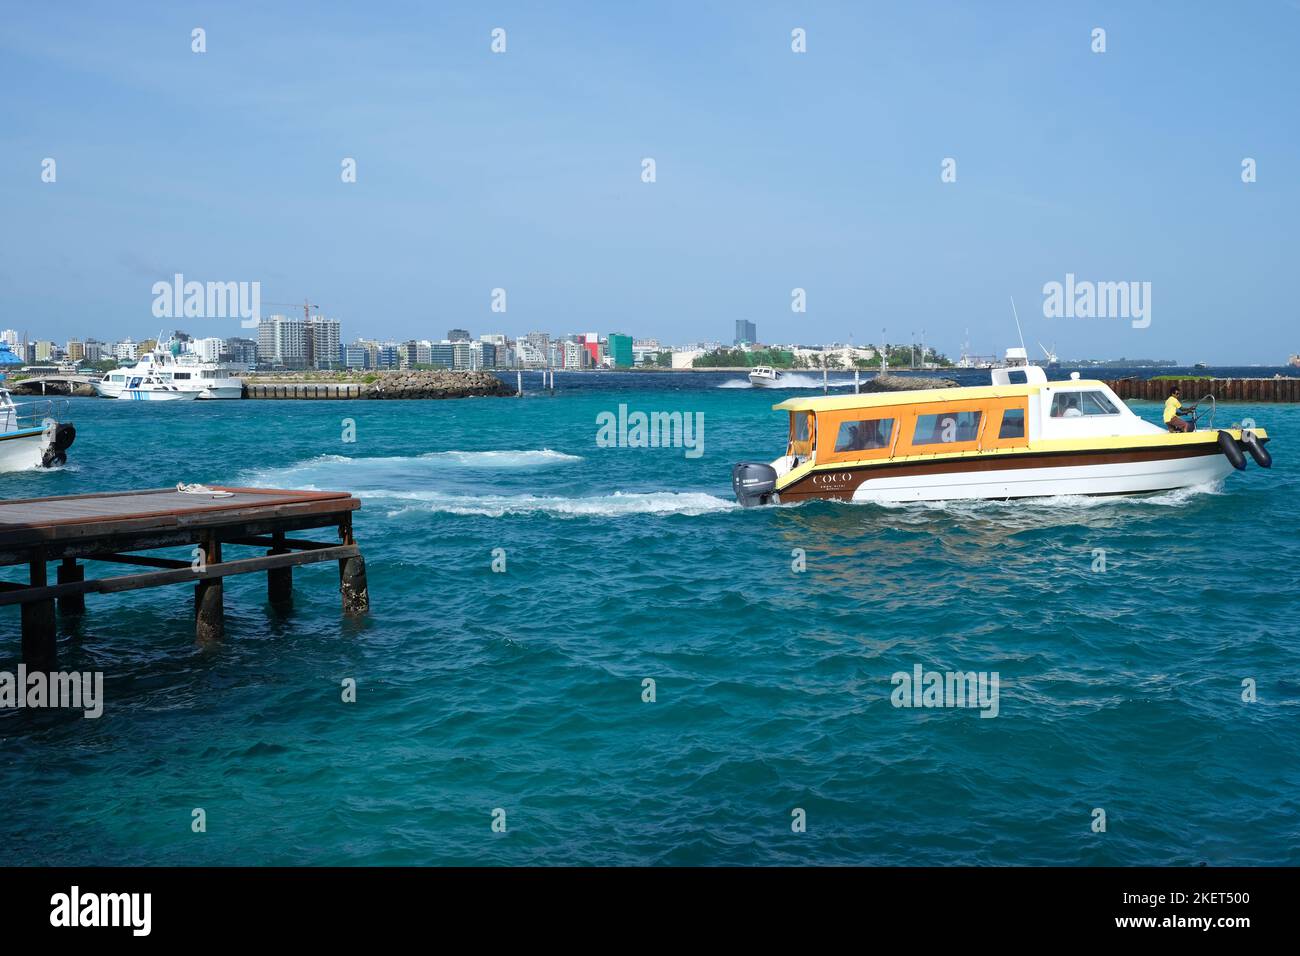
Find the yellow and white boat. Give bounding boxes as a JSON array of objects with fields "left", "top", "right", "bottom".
[{"left": 731, "top": 351, "right": 1272, "bottom": 506}]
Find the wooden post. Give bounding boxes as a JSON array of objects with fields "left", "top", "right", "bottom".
[
  {"left": 337, "top": 518, "right": 369, "bottom": 614},
  {"left": 267, "top": 531, "right": 292, "bottom": 608},
  {"left": 56, "top": 557, "right": 85, "bottom": 616},
  {"left": 195, "top": 535, "right": 224, "bottom": 641},
  {"left": 21, "top": 552, "right": 56, "bottom": 668}
]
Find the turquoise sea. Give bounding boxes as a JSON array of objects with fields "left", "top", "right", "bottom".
[{"left": 2, "top": 370, "right": 1298, "bottom": 865}]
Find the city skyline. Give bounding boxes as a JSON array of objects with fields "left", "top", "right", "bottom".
[{"left": 2, "top": 3, "right": 1297, "bottom": 361}]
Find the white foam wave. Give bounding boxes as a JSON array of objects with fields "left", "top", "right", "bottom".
[
  {"left": 244, "top": 449, "right": 582, "bottom": 487},
  {"left": 717, "top": 374, "right": 856, "bottom": 389},
  {"left": 373, "top": 490, "right": 737, "bottom": 518}
]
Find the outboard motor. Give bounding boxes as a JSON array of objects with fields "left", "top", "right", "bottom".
[
  {"left": 41, "top": 423, "right": 76, "bottom": 468},
  {"left": 1217, "top": 430, "right": 1246, "bottom": 471},
  {"left": 732, "top": 461, "right": 778, "bottom": 507},
  {"left": 1241, "top": 430, "right": 1272, "bottom": 468}
]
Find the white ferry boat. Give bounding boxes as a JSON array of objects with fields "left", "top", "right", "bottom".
[{"left": 96, "top": 346, "right": 242, "bottom": 400}]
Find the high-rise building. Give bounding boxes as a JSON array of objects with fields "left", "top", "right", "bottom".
[
  {"left": 0, "top": 330, "right": 18, "bottom": 348},
  {"left": 447, "top": 328, "right": 471, "bottom": 343},
  {"left": 607, "top": 333, "right": 633, "bottom": 369},
  {"left": 66, "top": 340, "right": 86, "bottom": 362},
  {"left": 222, "top": 337, "right": 257, "bottom": 368},
  {"left": 83, "top": 339, "right": 107, "bottom": 362},
  {"left": 307, "top": 316, "right": 341, "bottom": 370},
  {"left": 35, "top": 341, "right": 56, "bottom": 362},
  {"left": 258, "top": 315, "right": 308, "bottom": 368},
  {"left": 735, "top": 320, "right": 757, "bottom": 346},
  {"left": 113, "top": 339, "right": 139, "bottom": 361}
]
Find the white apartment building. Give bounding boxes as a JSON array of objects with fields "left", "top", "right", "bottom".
[
  {"left": 191, "top": 336, "right": 225, "bottom": 362},
  {"left": 258, "top": 315, "right": 308, "bottom": 368}
]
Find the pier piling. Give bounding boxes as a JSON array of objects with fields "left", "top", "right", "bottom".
[
  {"left": 338, "top": 518, "right": 369, "bottom": 614},
  {"left": 267, "top": 531, "right": 293, "bottom": 608},
  {"left": 194, "top": 536, "right": 224, "bottom": 642},
  {"left": 21, "top": 554, "right": 56, "bottom": 668},
  {"left": 56, "top": 557, "right": 85, "bottom": 616}
]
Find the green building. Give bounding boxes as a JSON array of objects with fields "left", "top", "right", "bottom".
[{"left": 608, "top": 333, "right": 633, "bottom": 369}]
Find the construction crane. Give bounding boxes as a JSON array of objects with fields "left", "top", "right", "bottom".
[{"left": 262, "top": 299, "right": 320, "bottom": 324}]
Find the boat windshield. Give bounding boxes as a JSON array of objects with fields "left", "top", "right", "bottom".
[
  {"left": 789, "top": 411, "right": 815, "bottom": 458},
  {"left": 1050, "top": 391, "right": 1119, "bottom": 417}
]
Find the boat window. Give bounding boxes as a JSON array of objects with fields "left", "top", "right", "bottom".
[
  {"left": 174, "top": 372, "right": 190, "bottom": 379},
  {"left": 912, "top": 410, "right": 982, "bottom": 446},
  {"left": 998, "top": 408, "right": 1025, "bottom": 439},
  {"left": 834, "top": 417, "right": 894, "bottom": 452},
  {"left": 1005, "top": 370, "right": 1028, "bottom": 385},
  {"left": 790, "top": 411, "right": 815, "bottom": 458},
  {"left": 1050, "top": 390, "right": 1119, "bottom": 417},
  {"left": 793, "top": 412, "right": 811, "bottom": 442}
]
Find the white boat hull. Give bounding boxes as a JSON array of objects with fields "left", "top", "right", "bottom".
[
  {"left": 848, "top": 453, "right": 1235, "bottom": 503},
  {"left": 117, "top": 388, "right": 200, "bottom": 401},
  {"left": 748, "top": 375, "right": 782, "bottom": 387},
  {"left": 197, "top": 383, "right": 244, "bottom": 400},
  {"left": 0, "top": 430, "right": 52, "bottom": 472}
]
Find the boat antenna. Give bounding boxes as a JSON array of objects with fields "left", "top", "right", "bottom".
[{"left": 1009, "top": 296, "right": 1027, "bottom": 356}]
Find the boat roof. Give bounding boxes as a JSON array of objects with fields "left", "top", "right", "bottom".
[{"left": 772, "top": 379, "right": 1112, "bottom": 412}]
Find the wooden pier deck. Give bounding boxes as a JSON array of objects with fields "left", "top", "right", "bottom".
[{"left": 0, "top": 486, "right": 368, "bottom": 667}]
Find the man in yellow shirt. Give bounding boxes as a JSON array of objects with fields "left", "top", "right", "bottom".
[{"left": 1164, "top": 386, "right": 1192, "bottom": 432}]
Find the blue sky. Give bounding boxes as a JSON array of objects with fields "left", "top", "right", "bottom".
[{"left": 1, "top": 1, "right": 1297, "bottom": 362}]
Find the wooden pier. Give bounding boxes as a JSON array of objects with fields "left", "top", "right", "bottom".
[
  {"left": 0, "top": 487, "right": 368, "bottom": 667},
  {"left": 1105, "top": 377, "right": 1300, "bottom": 403}
]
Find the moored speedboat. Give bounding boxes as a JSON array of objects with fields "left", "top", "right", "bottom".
[
  {"left": 0, "top": 387, "right": 76, "bottom": 471},
  {"left": 731, "top": 351, "right": 1272, "bottom": 506},
  {"left": 748, "top": 366, "right": 783, "bottom": 387}
]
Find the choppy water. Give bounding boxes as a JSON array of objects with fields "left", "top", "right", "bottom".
[{"left": 2, "top": 372, "right": 1297, "bottom": 865}]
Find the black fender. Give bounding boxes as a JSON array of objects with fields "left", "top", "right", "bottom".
[
  {"left": 1217, "top": 430, "right": 1247, "bottom": 471},
  {"left": 1241, "top": 430, "right": 1272, "bottom": 468}
]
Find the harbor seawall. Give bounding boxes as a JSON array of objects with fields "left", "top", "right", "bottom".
[
  {"left": 1104, "top": 377, "right": 1300, "bottom": 403},
  {"left": 244, "top": 370, "right": 515, "bottom": 400}
]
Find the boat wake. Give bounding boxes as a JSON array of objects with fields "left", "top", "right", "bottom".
[
  {"left": 717, "top": 375, "right": 856, "bottom": 389},
  {"left": 374, "top": 489, "right": 737, "bottom": 518},
  {"left": 244, "top": 449, "right": 582, "bottom": 488}
]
